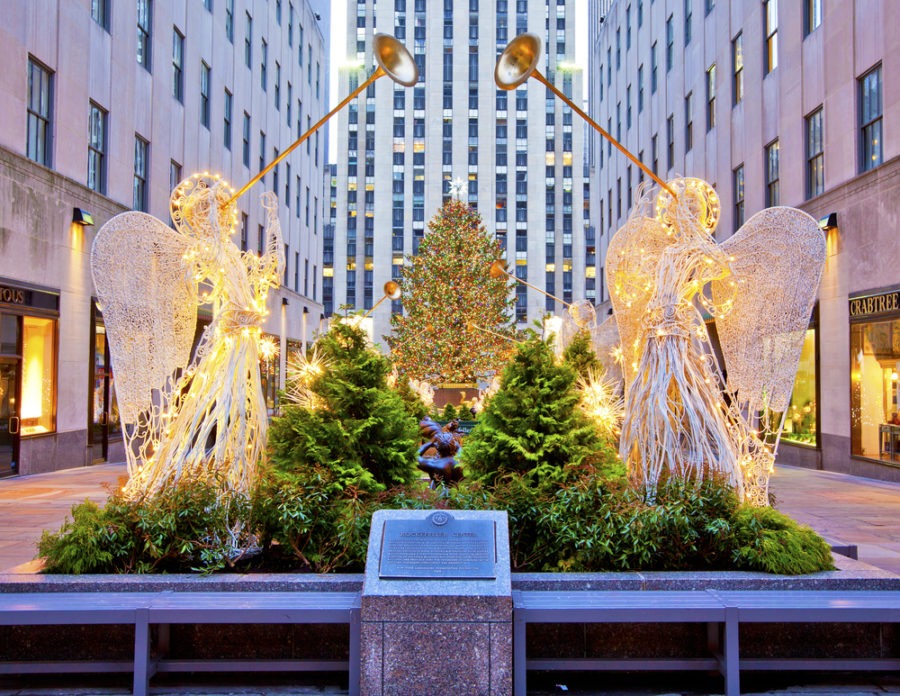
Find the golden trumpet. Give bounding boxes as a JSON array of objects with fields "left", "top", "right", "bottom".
[
  {"left": 227, "top": 34, "right": 417, "bottom": 206},
  {"left": 495, "top": 34, "right": 675, "bottom": 198},
  {"left": 363, "top": 280, "right": 403, "bottom": 318},
  {"left": 489, "top": 260, "right": 570, "bottom": 308}
]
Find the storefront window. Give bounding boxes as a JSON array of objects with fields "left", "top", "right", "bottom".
[
  {"left": 851, "top": 318, "right": 900, "bottom": 462},
  {"left": 777, "top": 328, "right": 817, "bottom": 445},
  {"left": 21, "top": 316, "right": 55, "bottom": 435},
  {"left": 259, "top": 334, "right": 280, "bottom": 415}
]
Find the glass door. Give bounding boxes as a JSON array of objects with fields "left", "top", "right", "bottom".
[
  {"left": 0, "top": 315, "right": 21, "bottom": 477},
  {"left": 92, "top": 321, "right": 121, "bottom": 462}
]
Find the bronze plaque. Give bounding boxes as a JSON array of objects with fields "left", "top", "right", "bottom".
[{"left": 378, "top": 511, "right": 496, "bottom": 579}]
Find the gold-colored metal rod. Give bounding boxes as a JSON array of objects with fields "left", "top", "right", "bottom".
[
  {"left": 227, "top": 67, "right": 386, "bottom": 206},
  {"left": 531, "top": 69, "right": 676, "bottom": 199},
  {"left": 362, "top": 292, "right": 390, "bottom": 318},
  {"left": 502, "top": 267, "right": 572, "bottom": 308}
]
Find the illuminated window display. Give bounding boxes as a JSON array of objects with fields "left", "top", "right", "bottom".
[
  {"left": 851, "top": 313, "right": 900, "bottom": 463},
  {"left": 779, "top": 328, "right": 817, "bottom": 445},
  {"left": 21, "top": 316, "right": 56, "bottom": 436}
]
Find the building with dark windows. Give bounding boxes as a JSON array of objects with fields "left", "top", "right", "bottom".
[
  {"left": 589, "top": 0, "right": 900, "bottom": 481},
  {"left": 326, "top": 0, "right": 591, "bottom": 343},
  {"left": 0, "top": 0, "right": 329, "bottom": 476}
]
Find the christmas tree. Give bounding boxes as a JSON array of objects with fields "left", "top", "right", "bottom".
[{"left": 387, "top": 198, "right": 515, "bottom": 384}]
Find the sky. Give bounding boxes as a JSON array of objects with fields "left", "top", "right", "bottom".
[{"left": 327, "top": 1, "right": 590, "bottom": 158}]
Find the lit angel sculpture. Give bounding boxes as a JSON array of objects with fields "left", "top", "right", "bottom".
[
  {"left": 607, "top": 178, "right": 826, "bottom": 505},
  {"left": 91, "top": 175, "right": 283, "bottom": 501}
]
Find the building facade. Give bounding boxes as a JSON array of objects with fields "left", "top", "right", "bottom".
[
  {"left": 325, "top": 0, "right": 592, "bottom": 344},
  {"left": 589, "top": 0, "right": 900, "bottom": 481},
  {"left": 0, "top": 0, "right": 329, "bottom": 476}
]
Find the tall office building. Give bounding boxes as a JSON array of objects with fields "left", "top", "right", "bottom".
[
  {"left": 589, "top": 0, "right": 900, "bottom": 481},
  {"left": 325, "top": 0, "right": 591, "bottom": 345},
  {"left": 0, "top": 0, "right": 329, "bottom": 475}
]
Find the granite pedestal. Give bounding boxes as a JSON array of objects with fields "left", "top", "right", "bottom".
[{"left": 360, "top": 509, "right": 511, "bottom": 696}]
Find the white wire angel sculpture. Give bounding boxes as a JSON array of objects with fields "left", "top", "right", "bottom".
[
  {"left": 91, "top": 174, "right": 284, "bottom": 503},
  {"left": 607, "top": 178, "right": 825, "bottom": 506}
]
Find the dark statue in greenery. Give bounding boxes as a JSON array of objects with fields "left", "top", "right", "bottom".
[{"left": 417, "top": 417, "right": 464, "bottom": 489}]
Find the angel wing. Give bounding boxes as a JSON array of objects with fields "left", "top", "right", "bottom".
[
  {"left": 711, "top": 207, "right": 825, "bottom": 413},
  {"left": 91, "top": 212, "right": 197, "bottom": 424}
]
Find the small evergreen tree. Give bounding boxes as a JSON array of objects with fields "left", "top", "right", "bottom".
[
  {"left": 562, "top": 329, "right": 603, "bottom": 379},
  {"left": 461, "top": 336, "right": 603, "bottom": 481},
  {"left": 387, "top": 199, "right": 515, "bottom": 384},
  {"left": 269, "top": 322, "right": 419, "bottom": 491}
]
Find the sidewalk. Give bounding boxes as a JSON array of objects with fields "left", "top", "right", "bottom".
[{"left": 0, "top": 461, "right": 126, "bottom": 572}]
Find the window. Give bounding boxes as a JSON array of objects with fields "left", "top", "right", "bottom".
[
  {"left": 732, "top": 33, "right": 743, "bottom": 105},
  {"left": 91, "top": 0, "right": 110, "bottom": 30},
  {"left": 275, "top": 62, "right": 281, "bottom": 109},
  {"left": 26, "top": 58, "right": 53, "bottom": 167},
  {"left": 764, "top": 0, "right": 778, "bottom": 74},
  {"left": 804, "top": 0, "right": 822, "bottom": 36},
  {"left": 169, "top": 159, "right": 182, "bottom": 194},
  {"left": 242, "top": 112, "right": 250, "bottom": 167},
  {"left": 665, "top": 15, "right": 674, "bottom": 72},
  {"left": 806, "top": 107, "right": 824, "bottom": 199},
  {"left": 684, "top": 93, "right": 693, "bottom": 151},
  {"left": 684, "top": 0, "right": 692, "bottom": 45},
  {"left": 137, "top": 0, "right": 152, "bottom": 70},
  {"left": 244, "top": 12, "right": 252, "bottom": 67},
  {"left": 706, "top": 64, "right": 716, "bottom": 130},
  {"left": 225, "top": 0, "right": 234, "bottom": 42},
  {"left": 133, "top": 135, "right": 149, "bottom": 212},
  {"left": 203, "top": 0, "right": 211, "bottom": 10},
  {"left": 860, "top": 64, "right": 883, "bottom": 172},
  {"left": 773, "top": 327, "right": 817, "bottom": 445},
  {"left": 638, "top": 65, "right": 644, "bottom": 112},
  {"left": 733, "top": 165, "right": 744, "bottom": 230},
  {"left": 200, "top": 62, "right": 211, "bottom": 128},
  {"left": 850, "top": 313, "right": 900, "bottom": 460},
  {"left": 87, "top": 102, "right": 107, "bottom": 194},
  {"left": 651, "top": 43, "right": 658, "bottom": 93},
  {"left": 651, "top": 134, "right": 659, "bottom": 175},
  {"left": 224, "top": 89, "right": 232, "bottom": 149},
  {"left": 20, "top": 316, "right": 56, "bottom": 436},
  {"left": 261, "top": 39, "right": 267, "bottom": 90},
  {"left": 765, "top": 140, "right": 780, "bottom": 206},
  {"left": 626, "top": 5, "right": 632, "bottom": 49},
  {"left": 172, "top": 29, "right": 184, "bottom": 102},
  {"left": 666, "top": 114, "right": 674, "bottom": 170},
  {"left": 705, "top": 0, "right": 714, "bottom": 15}
]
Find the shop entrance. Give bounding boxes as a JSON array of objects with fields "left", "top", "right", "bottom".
[
  {"left": 91, "top": 314, "right": 121, "bottom": 463},
  {"left": 0, "top": 315, "right": 21, "bottom": 477}
]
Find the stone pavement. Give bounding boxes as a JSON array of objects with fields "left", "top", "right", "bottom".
[{"left": 0, "top": 462, "right": 126, "bottom": 573}]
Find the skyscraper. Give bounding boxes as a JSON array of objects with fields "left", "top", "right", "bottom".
[{"left": 325, "top": 0, "right": 591, "bottom": 345}]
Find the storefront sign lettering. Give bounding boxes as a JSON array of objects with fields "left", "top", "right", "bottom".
[
  {"left": 849, "top": 291, "right": 900, "bottom": 319},
  {"left": 0, "top": 286, "right": 26, "bottom": 305}
]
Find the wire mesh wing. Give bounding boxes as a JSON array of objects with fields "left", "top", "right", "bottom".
[
  {"left": 91, "top": 212, "right": 198, "bottom": 424},
  {"left": 711, "top": 207, "right": 826, "bottom": 413}
]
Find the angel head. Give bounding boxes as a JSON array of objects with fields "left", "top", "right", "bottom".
[
  {"left": 170, "top": 174, "right": 238, "bottom": 241},
  {"left": 654, "top": 177, "right": 720, "bottom": 241}
]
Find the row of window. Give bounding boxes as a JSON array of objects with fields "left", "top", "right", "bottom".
[{"left": 598, "top": 63, "right": 882, "bottom": 234}]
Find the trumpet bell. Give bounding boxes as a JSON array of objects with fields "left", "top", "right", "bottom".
[
  {"left": 383, "top": 280, "right": 402, "bottom": 300},
  {"left": 489, "top": 260, "right": 508, "bottom": 279},
  {"left": 374, "top": 34, "right": 418, "bottom": 87},
  {"left": 495, "top": 33, "right": 542, "bottom": 90}
]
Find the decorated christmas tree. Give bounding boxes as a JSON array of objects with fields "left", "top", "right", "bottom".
[{"left": 387, "top": 198, "right": 515, "bottom": 384}]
